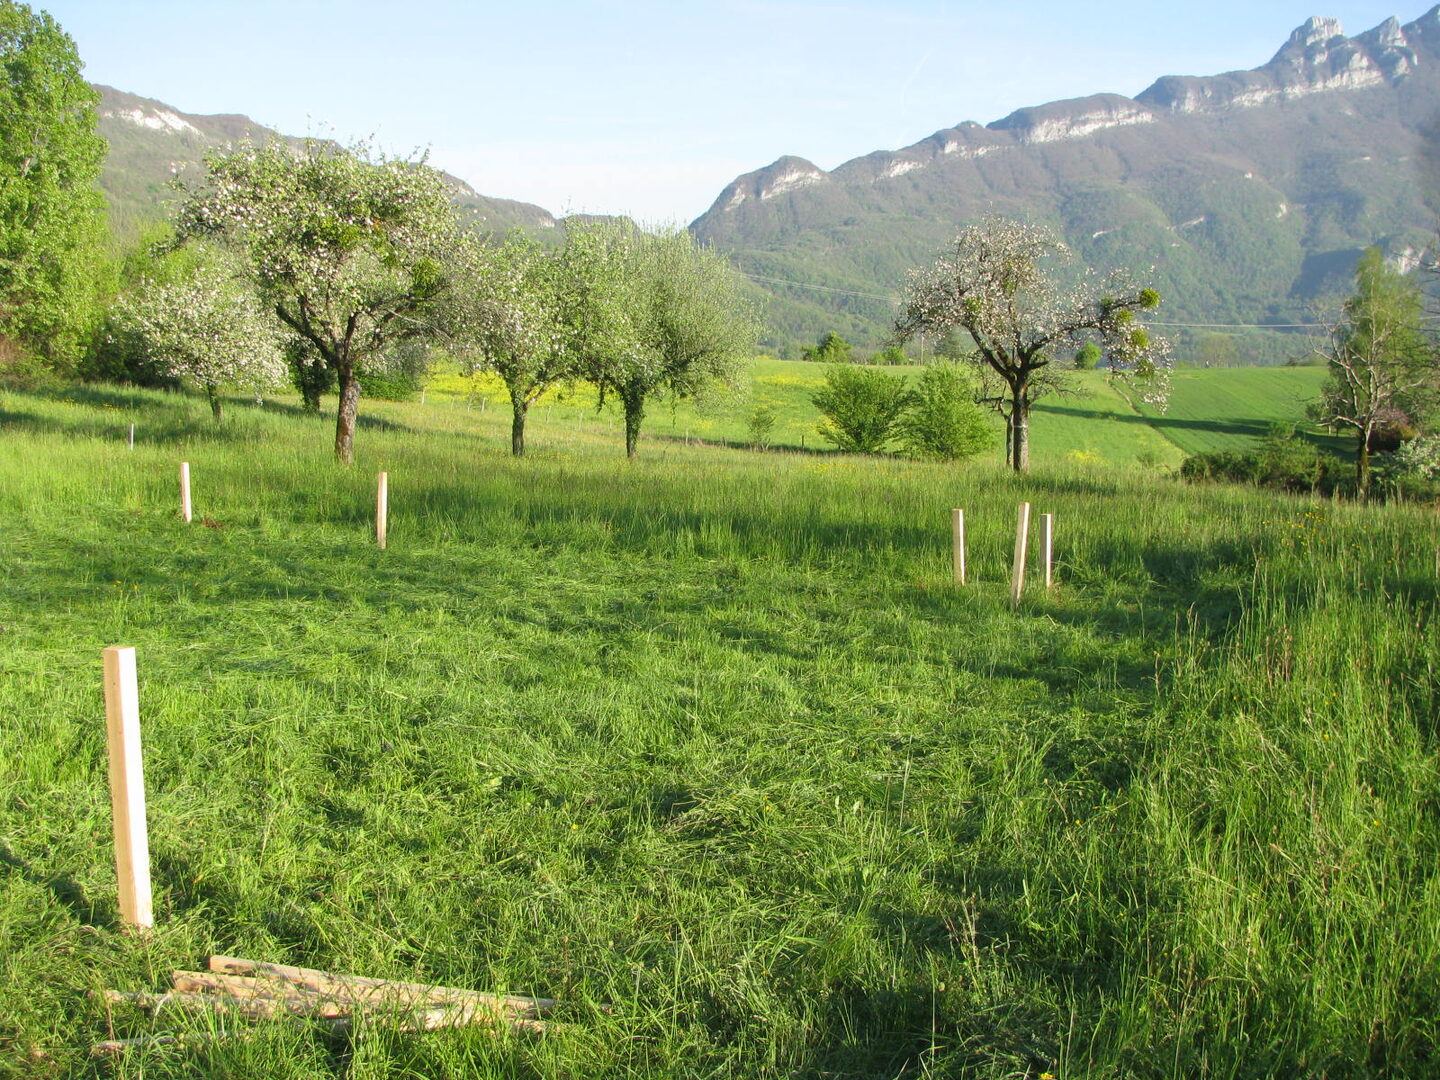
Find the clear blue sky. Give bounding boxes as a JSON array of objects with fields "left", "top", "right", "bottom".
[{"left": 41, "top": 0, "right": 1421, "bottom": 224}]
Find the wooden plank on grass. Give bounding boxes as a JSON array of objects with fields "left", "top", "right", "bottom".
[{"left": 208, "top": 956, "right": 554, "bottom": 1017}]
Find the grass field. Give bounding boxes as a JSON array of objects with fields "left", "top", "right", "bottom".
[
  {"left": 1125, "top": 368, "right": 1340, "bottom": 458},
  {"left": 1, "top": 380, "right": 1434, "bottom": 1078},
  {"left": 426, "top": 359, "right": 1332, "bottom": 471}
]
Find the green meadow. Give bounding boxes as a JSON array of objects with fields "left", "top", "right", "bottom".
[
  {"left": 432, "top": 358, "right": 1335, "bottom": 469},
  {"left": 1, "top": 375, "right": 1434, "bottom": 1079}
]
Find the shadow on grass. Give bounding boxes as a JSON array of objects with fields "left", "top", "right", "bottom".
[
  {"left": 1037, "top": 403, "right": 1352, "bottom": 457},
  {"left": 0, "top": 841, "right": 106, "bottom": 925},
  {"left": 8, "top": 385, "right": 415, "bottom": 444}
]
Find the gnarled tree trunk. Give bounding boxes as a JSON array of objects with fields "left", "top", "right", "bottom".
[
  {"left": 1009, "top": 386, "right": 1030, "bottom": 473},
  {"left": 335, "top": 364, "right": 361, "bottom": 464},
  {"left": 509, "top": 388, "right": 529, "bottom": 457}
]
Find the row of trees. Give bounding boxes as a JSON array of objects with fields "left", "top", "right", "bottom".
[
  {"left": 23, "top": 1, "right": 1425, "bottom": 485},
  {"left": 112, "top": 140, "right": 760, "bottom": 463}
]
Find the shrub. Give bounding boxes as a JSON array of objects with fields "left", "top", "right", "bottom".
[
  {"left": 897, "top": 363, "right": 993, "bottom": 461},
  {"left": 1180, "top": 424, "right": 1345, "bottom": 494},
  {"left": 812, "top": 364, "right": 909, "bottom": 454},
  {"left": 748, "top": 403, "right": 777, "bottom": 449},
  {"left": 801, "top": 332, "right": 853, "bottom": 365},
  {"left": 1377, "top": 435, "right": 1440, "bottom": 501}
]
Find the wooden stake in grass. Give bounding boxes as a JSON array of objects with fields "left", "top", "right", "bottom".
[
  {"left": 103, "top": 646, "right": 152, "bottom": 930},
  {"left": 951, "top": 508, "right": 966, "bottom": 585},
  {"left": 376, "top": 471, "right": 389, "bottom": 550},
  {"left": 128, "top": 424, "right": 134, "bottom": 450},
  {"left": 179, "top": 462, "right": 192, "bottom": 523},
  {"left": 1039, "top": 512, "right": 1054, "bottom": 590},
  {"left": 1010, "top": 502, "right": 1031, "bottom": 608}
]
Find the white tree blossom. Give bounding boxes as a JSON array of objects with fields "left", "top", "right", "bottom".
[
  {"left": 112, "top": 264, "right": 286, "bottom": 421},
  {"left": 895, "top": 218, "right": 1169, "bottom": 471},
  {"left": 173, "top": 140, "right": 457, "bottom": 461},
  {"left": 444, "top": 234, "right": 569, "bottom": 456}
]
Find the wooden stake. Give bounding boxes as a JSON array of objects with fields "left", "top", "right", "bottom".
[
  {"left": 103, "top": 646, "right": 152, "bottom": 930},
  {"left": 128, "top": 424, "right": 134, "bottom": 450},
  {"left": 951, "top": 508, "right": 966, "bottom": 585},
  {"left": 179, "top": 462, "right": 191, "bottom": 523},
  {"left": 376, "top": 471, "right": 388, "bottom": 550},
  {"left": 1010, "top": 502, "right": 1031, "bottom": 608},
  {"left": 1039, "top": 512, "right": 1054, "bottom": 589}
]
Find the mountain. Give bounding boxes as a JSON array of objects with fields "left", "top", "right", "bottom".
[
  {"left": 93, "top": 85, "right": 558, "bottom": 241},
  {"left": 691, "top": 8, "right": 1440, "bottom": 361}
]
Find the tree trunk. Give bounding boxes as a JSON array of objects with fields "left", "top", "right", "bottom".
[
  {"left": 1357, "top": 429, "right": 1371, "bottom": 496},
  {"left": 509, "top": 389, "right": 528, "bottom": 457},
  {"left": 622, "top": 389, "right": 645, "bottom": 460},
  {"left": 206, "top": 384, "right": 223, "bottom": 423},
  {"left": 1009, "top": 387, "right": 1030, "bottom": 472},
  {"left": 334, "top": 364, "right": 361, "bottom": 464}
]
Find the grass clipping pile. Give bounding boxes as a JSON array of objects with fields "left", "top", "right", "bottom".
[{"left": 94, "top": 955, "right": 553, "bottom": 1056}]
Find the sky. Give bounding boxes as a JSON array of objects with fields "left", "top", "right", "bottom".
[{"left": 41, "top": 0, "right": 1427, "bottom": 224}]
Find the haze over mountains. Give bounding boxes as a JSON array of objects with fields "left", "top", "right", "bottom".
[{"left": 94, "top": 8, "right": 1440, "bottom": 360}]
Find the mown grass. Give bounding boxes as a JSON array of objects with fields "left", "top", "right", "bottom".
[
  {"left": 0, "top": 383, "right": 1436, "bottom": 1079},
  {"left": 1127, "top": 368, "right": 1341, "bottom": 458}
]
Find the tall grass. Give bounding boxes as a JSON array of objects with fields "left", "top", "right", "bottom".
[{"left": 0, "top": 384, "right": 1435, "bottom": 1078}]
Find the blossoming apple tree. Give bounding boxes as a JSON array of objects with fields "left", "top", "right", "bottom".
[
  {"left": 173, "top": 140, "right": 456, "bottom": 462},
  {"left": 895, "top": 218, "right": 1168, "bottom": 471}
]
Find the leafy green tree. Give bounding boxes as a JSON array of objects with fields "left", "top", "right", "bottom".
[
  {"left": 1073, "top": 341, "right": 1102, "bottom": 370},
  {"left": 1194, "top": 332, "right": 1240, "bottom": 368},
  {"left": 0, "top": 2, "right": 107, "bottom": 372},
  {"left": 895, "top": 219, "right": 1167, "bottom": 472},
  {"left": 1311, "top": 248, "right": 1436, "bottom": 495},
  {"left": 898, "top": 363, "right": 993, "bottom": 461},
  {"left": 747, "top": 403, "right": 777, "bottom": 449},
  {"left": 802, "top": 331, "right": 853, "bottom": 364},
  {"left": 173, "top": 140, "right": 457, "bottom": 462},
  {"left": 581, "top": 224, "right": 759, "bottom": 459},
  {"left": 445, "top": 233, "right": 570, "bottom": 456},
  {"left": 873, "top": 344, "right": 908, "bottom": 365},
  {"left": 812, "top": 364, "right": 910, "bottom": 454},
  {"left": 110, "top": 263, "right": 287, "bottom": 421}
]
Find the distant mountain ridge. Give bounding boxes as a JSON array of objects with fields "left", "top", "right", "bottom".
[
  {"left": 93, "top": 85, "right": 559, "bottom": 240},
  {"left": 692, "top": 7, "right": 1440, "bottom": 358}
]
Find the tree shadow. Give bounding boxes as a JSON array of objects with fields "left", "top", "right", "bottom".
[{"left": 0, "top": 840, "right": 105, "bottom": 925}]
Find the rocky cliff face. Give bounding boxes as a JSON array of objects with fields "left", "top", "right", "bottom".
[
  {"left": 697, "top": 7, "right": 1440, "bottom": 216},
  {"left": 690, "top": 7, "right": 1440, "bottom": 354}
]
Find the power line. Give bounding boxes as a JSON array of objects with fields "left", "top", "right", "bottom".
[{"left": 1150, "top": 321, "right": 1325, "bottom": 329}]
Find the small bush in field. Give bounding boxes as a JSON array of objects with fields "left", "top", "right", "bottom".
[
  {"left": 811, "top": 364, "right": 909, "bottom": 453},
  {"left": 898, "top": 363, "right": 993, "bottom": 461}
]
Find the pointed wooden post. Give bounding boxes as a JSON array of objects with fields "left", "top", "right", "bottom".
[
  {"left": 128, "top": 424, "right": 135, "bottom": 450},
  {"left": 103, "top": 647, "right": 152, "bottom": 930},
  {"left": 1039, "top": 512, "right": 1054, "bottom": 589},
  {"left": 951, "top": 508, "right": 966, "bottom": 585},
  {"left": 376, "top": 471, "right": 389, "bottom": 550},
  {"left": 179, "top": 462, "right": 192, "bottom": 523},
  {"left": 1010, "top": 502, "right": 1031, "bottom": 608}
]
